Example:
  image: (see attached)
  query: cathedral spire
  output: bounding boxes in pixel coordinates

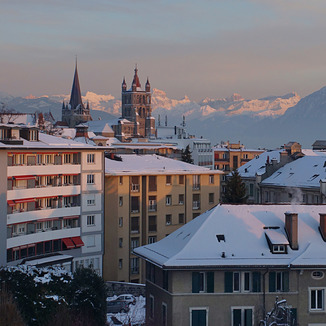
[132,64,141,89]
[69,58,84,110]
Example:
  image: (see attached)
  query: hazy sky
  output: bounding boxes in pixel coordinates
[1,0,326,101]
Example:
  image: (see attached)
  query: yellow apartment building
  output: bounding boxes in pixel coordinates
[103,154,222,283]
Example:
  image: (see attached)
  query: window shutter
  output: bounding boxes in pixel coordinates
[192,272,200,293]
[252,272,261,292]
[224,272,233,293]
[283,271,289,292]
[269,272,276,292]
[207,272,214,293]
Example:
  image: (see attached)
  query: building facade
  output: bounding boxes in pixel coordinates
[135,204,326,326]
[1,124,104,274]
[103,154,221,283]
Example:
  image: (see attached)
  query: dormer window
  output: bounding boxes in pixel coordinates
[272,245,286,253]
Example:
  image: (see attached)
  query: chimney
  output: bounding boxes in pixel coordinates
[320,214,326,240]
[285,212,298,250]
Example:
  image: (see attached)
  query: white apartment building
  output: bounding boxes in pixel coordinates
[0,124,105,274]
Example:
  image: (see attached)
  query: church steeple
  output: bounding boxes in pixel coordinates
[145,77,150,92]
[132,65,141,91]
[122,77,127,91]
[69,59,84,110]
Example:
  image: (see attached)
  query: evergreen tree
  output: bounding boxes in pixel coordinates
[222,169,248,203]
[181,145,194,164]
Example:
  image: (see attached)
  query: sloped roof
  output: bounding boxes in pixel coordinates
[105,154,222,176]
[134,204,326,268]
[238,150,282,178]
[262,155,326,189]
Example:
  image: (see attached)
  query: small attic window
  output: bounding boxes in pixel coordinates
[273,172,282,178]
[216,234,225,242]
[272,244,286,253]
[309,174,320,181]
[324,161,326,168]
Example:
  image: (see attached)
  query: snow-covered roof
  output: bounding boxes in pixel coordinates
[262,155,326,189]
[238,150,282,178]
[105,154,222,176]
[0,132,102,149]
[134,204,326,268]
[86,120,114,134]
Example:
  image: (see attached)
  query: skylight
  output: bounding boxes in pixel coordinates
[216,234,225,242]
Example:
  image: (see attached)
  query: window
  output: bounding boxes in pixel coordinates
[192,272,214,293]
[131,197,140,213]
[119,196,123,206]
[64,154,71,164]
[272,245,286,253]
[179,213,184,224]
[148,236,157,244]
[119,259,123,269]
[190,308,207,326]
[231,307,253,326]
[148,196,157,212]
[209,175,214,184]
[310,288,325,311]
[149,295,154,319]
[269,271,289,292]
[312,271,324,280]
[162,303,167,326]
[179,175,184,185]
[119,176,123,185]
[165,214,172,225]
[131,217,139,233]
[166,195,172,206]
[119,238,123,248]
[193,175,200,190]
[193,194,200,210]
[87,174,94,184]
[119,217,123,227]
[87,195,95,206]
[149,215,157,232]
[166,175,171,185]
[209,193,214,204]
[179,194,184,205]
[225,272,261,293]
[87,215,95,226]
[87,153,95,163]
[149,176,157,192]
[249,184,254,197]
[131,176,140,192]
[130,257,139,274]
[131,237,139,250]
[87,235,95,247]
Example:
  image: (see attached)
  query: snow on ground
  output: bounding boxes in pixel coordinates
[107,295,145,326]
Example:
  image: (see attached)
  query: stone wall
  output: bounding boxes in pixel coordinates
[106,281,146,297]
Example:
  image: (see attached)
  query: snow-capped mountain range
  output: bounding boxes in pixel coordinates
[1,86,326,149]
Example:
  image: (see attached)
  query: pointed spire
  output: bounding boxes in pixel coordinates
[69,58,84,111]
[132,64,141,88]
[122,76,127,91]
[146,77,150,92]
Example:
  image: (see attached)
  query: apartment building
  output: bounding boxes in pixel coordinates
[135,204,326,326]
[213,141,264,198]
[0,124,105,274]
[103,154,222,283]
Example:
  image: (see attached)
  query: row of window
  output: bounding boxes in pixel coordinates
[118,257,140,274]
[7,195,81,214]
[121,175,215,190]
[126,193,215,213]
[7,238,79,262]
[7,174,80,191]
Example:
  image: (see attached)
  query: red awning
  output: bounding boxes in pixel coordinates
[7,200,15,207]
[71,236,84,248]
[63,215,79,220]
[62,238,75,249]
[15,198,36,204]
[14,175,36,181]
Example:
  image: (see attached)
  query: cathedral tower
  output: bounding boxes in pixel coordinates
[62,60,92,127]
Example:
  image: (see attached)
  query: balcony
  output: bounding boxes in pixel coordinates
[8,164,81,177]
[7,227,81,249]
[193,184,201,191]
[148,204,157,212]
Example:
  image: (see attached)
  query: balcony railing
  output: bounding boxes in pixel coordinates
[193,184,200,191]
[148,204,157,212]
